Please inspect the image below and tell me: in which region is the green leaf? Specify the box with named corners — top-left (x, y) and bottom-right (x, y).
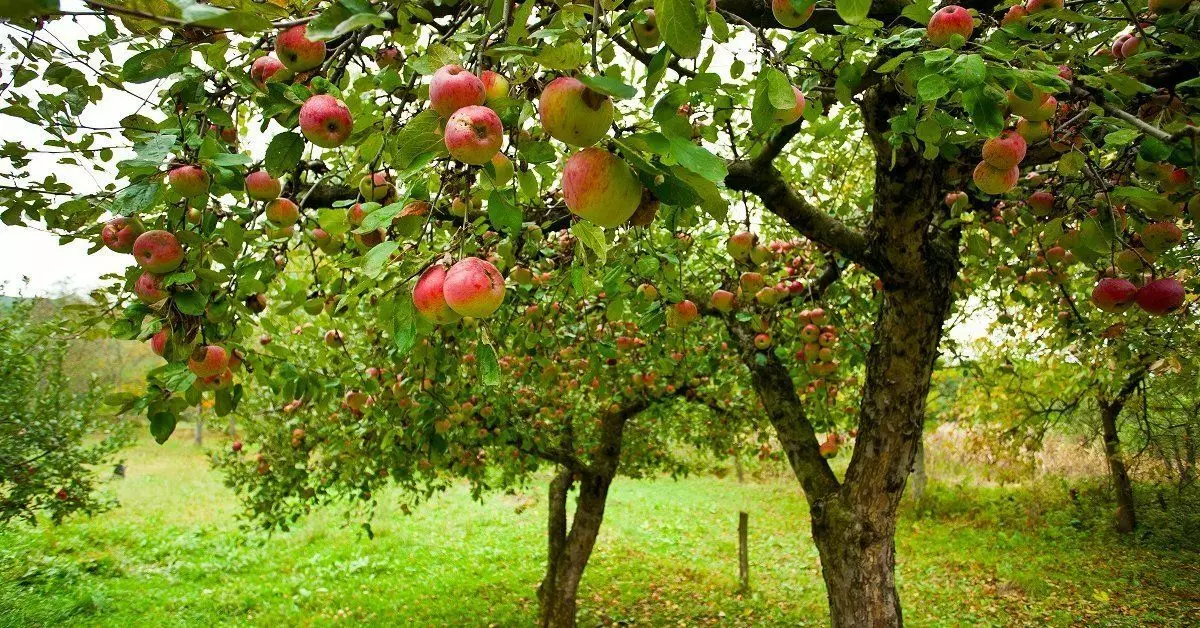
top-left (477, 342), bottom-right (500, 386)
top-left (835, 0), bottom-right (871, 25)
top-left (394, 110), bottom-right (446, 170)
top-left (487, 190), bottom-right (523, 233)
top-left (306, 2), bottom-right (384, 40)
top-left (149, 411), bottom-right (177, 444)
top-left (410, 43), bottom-right (462, 75)
top-left (950, 54), bottom-right (987, 90)
top-left (669, 137), bottom-right (727, 182)
top-left (318, 207), bottom-right (351, 237)
top-left (571, 221), bottom-right (609, 264)
top-left (111, 182), bottom-right (161, 216)
top-left (576, 75), bottom-right (637, 100)
top-left (173, 290), bottom-right (207, 316)
top-left (0, 0), bottom-right (57, 19)
top-left (122, 48), bottom-right (184, 83)
top-left (916, 74), bottom-right (950, 101)
top-left (392, 294), bottom-right (418, 354)
top-left (655, 0), bottom-right (703, 59)
top-left (171, 0), bottom-right (272, 32)
top-left (962, 86), bottom-right (1005, 137)
top-left (265, 132), bottom-right (305, 177)
top-left (363, 241), bottom-right (399, 278)
top-left (761, 67), bottom-right (795, 110)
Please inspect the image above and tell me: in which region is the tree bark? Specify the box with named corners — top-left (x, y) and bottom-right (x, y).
top-left (908, 434), bottom-right (926, 503)
top-left (1099, 367), bottom-right (1146, 534)
top-left (537, 471), bottom-right (614, 628)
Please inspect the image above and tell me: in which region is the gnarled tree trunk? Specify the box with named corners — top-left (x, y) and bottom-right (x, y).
top-left (1099, 367), bottom-right (1147, 534)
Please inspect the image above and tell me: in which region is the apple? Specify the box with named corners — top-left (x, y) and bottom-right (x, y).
top-left (250, 55), bottom-right (286, 87)
top-left (562, 147), bottom-right (643, 228)
top-left (359, 171), bottom-right (394, 202)
top-left (195, 369), bottom-right (233, 392)
top-left (754, 333), bottom-right (772, 350)
top-left (188, 345), bottom-right (229, 378)
top-left (926, 5), bottom-right (973, 46)
top-left (1024, 0), bottom-right (1064, 11)
top-left (324, 329), bottom-right (345, 346)
top-left (1112, 33), bottom-right (1142, 60)
top-left (636, 283), bottom-right (659, 300)
top-left (486, 152), bottom-right (514, 185)
top-left (101, 216), bottom-right (143, 253)
top-left (275, 25), bottom-right (325, 72)
top-left (480, 70), bottom-right (510, 103)
top-left (1115, 248), bottom-right (1154, 274)
top-left (1007, 89), bottom-right (1056, 122)
top-left (376, 46), bottom-right (400, 69)
top-left (265, 198), bottom-right (300, 226)
top-left (1001, 5), bottom-right (1028, 25)
top-left (740, 271), bottom-right (765, 293)
top-left (981, 130), bottom-right (1027, 169)
top-left (169, 165), bottom-right (209, 198)
top-left (134, 271), bottom-right (168, 303)
top-left (132, 230), bottom-right (184, 274)
top-left (727, 231), bottom-right (756, 261)
top-left (1091, 277), bottom-right (1138, 312)
top-left (413, 264), bottom-right (463, 324)
top-left (1149, 0), bottom-right (1189, 11)
top-left (444, 105), bottom-right (504, 165)
top-left (245, 170), bottom-right (282, 201)
top-left (299, 94), bottom-right (353, 148)
top-left (231, 441), bottom-right (243, 452)
top-left (1028, 190), bottom-right (1054, 216)
top-left (773, 85), bottom-right (806, 126)
top-left (443, 257), bottom-right (506, 318)
top-left (756, 287), bottom-right (782, 306)
top-left (1135, 278), bottom-right (1185, 315)
top-left (710, 289), bottom-right (736, 312)
top-left (1141, 221), bottom-right (1182, 253)
top-left (1015, 118), bottom-right (1052, 142)
top-left (150, 328), bottom-right (170, 356)
top-left (973, 162), bottom-right (1019, 195)
top-left (772, 0), bottom-right (815, 27)
top-left (429, 64), bottom-right (486, 118)
top-left (632, 9), bottom-right (661, 48)
top-left (670, 300), bottom-right (699, 327)
top-left (539, 76), bottom-right (613, 147)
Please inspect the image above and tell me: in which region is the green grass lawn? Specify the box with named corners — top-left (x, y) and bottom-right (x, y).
top-left (2, 429), bottom-right (1198, 627)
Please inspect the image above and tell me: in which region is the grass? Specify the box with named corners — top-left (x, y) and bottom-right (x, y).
top-left (2, 428), bottom-right (1198, 627)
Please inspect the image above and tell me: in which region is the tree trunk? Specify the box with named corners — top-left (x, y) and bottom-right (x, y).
top-left (1100, 400), bottom-right (1137, 534)
top-left (194, 413), bottom-right (203, 446)
top-left (1099, 367), bottom-right (1147, 534)
top-left (908, 434), bottom-right (926, 503)
top-left (811, 507), bottom-right (903, 628)
top-left (538, 470), bottom-right (613, 628)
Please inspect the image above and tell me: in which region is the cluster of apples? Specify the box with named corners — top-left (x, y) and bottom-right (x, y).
top-left (253, 25), bottom-right (355, 149)
top-left (427, 64), bottom-right (509, 165)
top-left (412, 258), bottom-right (506, 324)
top-left (713, 231), bottom-right (817, 317)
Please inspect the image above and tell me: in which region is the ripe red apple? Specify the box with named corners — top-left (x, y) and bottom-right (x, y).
top-left (188, 345), bottom-right (229, 378)
top-left (265, 198), bottom-right (300, 226)
top-left (275, 25), bottom-right (325, 72)
top-left (324, 329), bottom-right (344, 346)
top-left (299, 94), bottom-right (353, 148)
top-left (632, 9), bottom-right (661, 47)
top-left (710, 289), bottom-right (736, 312)
top-left (250, 55), bottom-right (286, 88)
top-left (772, 0), bottom-right (815, 27)
top-left (1091, 277), bottom-right (1138, 312)
top-left (926, 5), bottom-right (973, 46)
top-left (1112, 33), bottom-right (1142, 60)
top-left (726, 231), bottom-right (756, 261)
top-left (358, 171), bottom-right (394, 202)
top-left (562, 147), bottom-right (643, 228)
top-left (443, 257), bottom-right (506, 318)
top-left (480, 70), bottom-right (510, 103)
top-left (149, 327), bottom-right (170, 356)
top-left (1028, 190), bottom-right (1054, 216)
top-left (168, 165), bottom-right (209, 198)
top-left (132, 230), bottom-right (184, 274)
top-left (981, 130), bottom-right (1027, 169)
top-left (134, 271), bottom-right (168, 303)
top-left (671, 300), bottom-right (699, 327)
top-left (754, 333), bottom-right (772, 349)
top-left (444, 105), bottom-right (504, 165)
top-left (1135, 278), bottom-right (1185, 315)
top-left (774, 85), bottom-right (806, 126)
top-left (376, 46), bottom-right (400, 69)
top-left (232, 441), bottom-right (243, 452)
top-left (101, 216), bottom-right (143, 253)
top-left (429, 64), bottom-right (486, 118)
top-left (245, 170), bottom-right (282, 201)
top-left (539, 76), bottom-right (613, 147)
top-left (1001, 4), bottom-right (1028, 25)
top-left (944, 191), bottom-right (967, 208)
top-left (1141, 221), bottom-right (1182, 253)
top-left (413, 264), bottom-right (463, 324)
top-left (1024, 0), bottom-right (1064, 11)
top-left (973, 162), bottom-right (1019, 195)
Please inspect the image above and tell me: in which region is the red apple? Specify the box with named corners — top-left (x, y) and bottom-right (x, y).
top-left (1135, 278), bottom-right (1185, 315)
top-left (265, 198), bottom-right (300, 226)
top-left (150, 327), bottom-right (170, 356)
top-left (1028, 190), bottom-right (1054, 216)
top-left (169, 165), bottom-right (209, 198)
top-left (927, 5), bottom-right (973, 46)
top-left (443, 257), bottom-right (506, 318)
top-left (250, 55), bottom-right (286, 87)
top-left (1001, 5), bottom-right (1028, 25)
top-left (981, 130), bottom-right (1027, 169)
top-left (754, 333), bottom-right (772, 349)
top-left (245, 170), bottom-right (282, 201)
top-left (444, 105), bottom-right (504, 165)
top-left (101, 216), bottom-right (143, 253)
top-left (188, 345), bottom-right (229, 378)
top-left (299, 94), bottom-right (353, 148)
top-left (973, 161), bottom-right (1019, 195)
top-left (275, 25), bottom-right (325, 72)
top-left (710, 289), bottom-right (736, 312)
top-left (562, 147), bottom-right (643, 228)
top-left (134, 271), bottom-right (168, 303)
top-left (480, 70), bottom-right (510, 103)
top-left (772, 0), bottom-right (815, 27)
top-left (376, 46), bottom-right (400, 69)
top-left (1091, 277), bottom-right (1138, 312)
top-left (429, 64), bottom-right (486, 118)
top-left (413, 264), bottom-right (462, 324)
top-left (774, 85), bottom-right (806, 126)
top-left (132, 230), bottom-right (184, 274)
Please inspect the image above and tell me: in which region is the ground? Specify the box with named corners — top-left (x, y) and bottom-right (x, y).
top-left (1, 428), bottom-right (1198, 627)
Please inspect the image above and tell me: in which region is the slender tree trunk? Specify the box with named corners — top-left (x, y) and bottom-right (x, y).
top-left (194, 412), bottom-right (203, 446)
top-left (538, 471), bottom-right (613, 628)
top-left (1099, 367), bottom-right (1147, 534)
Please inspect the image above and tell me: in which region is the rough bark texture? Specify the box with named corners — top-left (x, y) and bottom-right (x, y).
top-left (1099, 367), bottom-right (1147, 534)
top-left (908, 435), bottom-right (927, 503)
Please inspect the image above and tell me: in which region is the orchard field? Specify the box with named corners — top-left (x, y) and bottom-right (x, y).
top-left (2, 426), bottom-right (1198, 627)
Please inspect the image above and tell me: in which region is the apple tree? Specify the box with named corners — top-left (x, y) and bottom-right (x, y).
top-left (3, 0), bottom-right (1200, 625)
